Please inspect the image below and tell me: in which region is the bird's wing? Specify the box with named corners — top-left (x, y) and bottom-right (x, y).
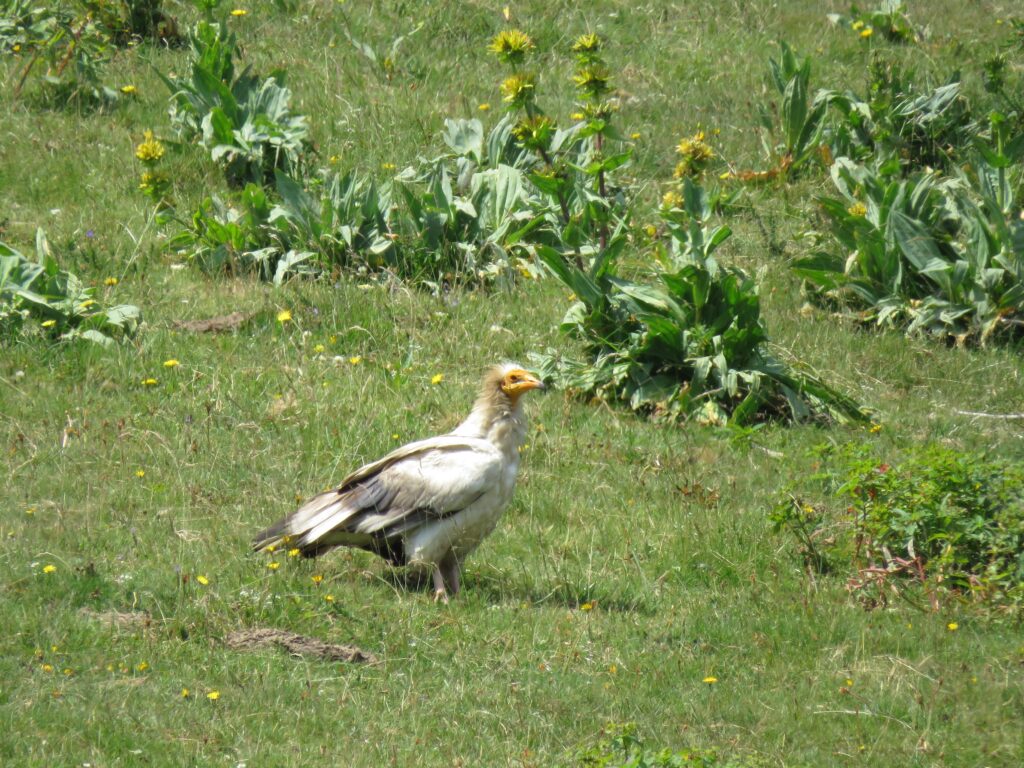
top-left (253, 435), bottom-right (505, 552)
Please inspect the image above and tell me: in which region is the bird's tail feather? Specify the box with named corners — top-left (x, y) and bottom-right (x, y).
top-left (252, 489), bottom-right (359, 554)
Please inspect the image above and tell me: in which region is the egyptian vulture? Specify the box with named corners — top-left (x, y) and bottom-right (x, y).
top-left (253, 363), bottom-right (545, 601)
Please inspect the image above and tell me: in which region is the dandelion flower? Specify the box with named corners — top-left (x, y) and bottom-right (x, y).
top-left (206, 690), bottom-right (220, 700)
top-left (630, 132), bottom-right (641, 140)
top-left (288, 548), bottom-right (300, 558)
top-left (120, 85), bottom-right (137, 95)
top-left (104, 276), bottom-right (119, 286)
top-left (851, 20), bottom-right (865, 31)
top-left (392, 433), bottom-right (400, 440)
top-left (311, 574), bottom-right (323, 585)
top-left (267, 562), bottom-right (280, 570)
top-left (41, 319), bottom-right (57, 328)
top-left (276, 309), bottom-right (292, 323)
top-left (478, 103), bottom-right (491, 111)
top-left (580, 602), bottom-right (593, 612)
top-left (136, 661), bottom-right (149, 672)
top-left (869, 422), bottom-right (882, 433)
top-left (196, 575), bottom-right (209, 586)
top-left (181, 687), bottom-right (190, 698)
top-left (313, 344), bottom-right (325, 354)
top-left (947, 622), bottom-right (958, 631)
top-left (43, 564), bottom-right (57, 574)
top-left (431, 373), bottom-right (444, 385)
top-left (135, 469), bottom-right (145, 478)
top-left (703, 676), bottom-right (718, 684)
top-left (381, 162), bottom-right (396, 171)
top-left (142, 378), bottom-right (158, 387)
top-left (163, 359), bottom-right (180, 368)
top-left (570, 112), bottom-right (585, 121)
top-left (42, 664), bottom-right (54, 673)
top-left (230, 8), bottom-right (247, 16)
top-left (349, 356), bottom-right (363, 365)
top-left (325, 594), bottom-right (335, 602)
top-left (860, 27), bottom-right (874, 38)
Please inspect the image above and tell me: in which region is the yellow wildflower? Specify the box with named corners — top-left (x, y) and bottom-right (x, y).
top-left (702, 676), bottom-right (718, 684)
top-left (135, 469), bottom-right (145, 478)
top-left (196, 575), bottom-right (209, 586)
top-left (851, 20), bottom-right (865, 30)
top-left (311, 574), bottom-right (323, 585)
top-left (500, 73), bottom-right (536, 105)
top-left (489, 29), bottom-right (534, 64)
top-left (847, 202), bottom-right (868, 217)
top-left (869, 423), bottom-right (882, 433)
top-left (644, 224), bottom-right (657, 238)
top-left (662, 190), bottom-right (683, 209)
top-left (79, 299), bottom-right (96, 309)
top-left (104, 276), bottom-right (119, 286)
top-left (207, 690), bottom-right (220, 700)
top-left (570, 112), bottom-right (585, 121)
top-left (571, 33), bottom-right (602, 55)
top-left (313, 343), bottom-right (325, 354)
top-left (120, 85), bottom-right (137, 95)
top-left (41, 319), bottom-right (57, 328)
top-left (325, 594), bottom-right (335, 602)
top-left (43, 564), bottom-right (57, 574)
top-left (136, 661), bottom-right (149, 672)
top-left (142, 378), bottom-right (158, 387)
top-left (276, 309), bottom-right (292, 323)
top-left (478, 103), bottom-right (491, 111)
top-left (349, 356), bottom-right (362, 365)
top-left (267, 562), bottom-right (280, 570)
top-left (431, 373), bottom-right (444, 385)
top-left (42, 664), bottom-right (54, 673)
top-left (630, 132), bottom-right (641, 140)
top-left (288, 548), bottom-right (300, 558)
top-left (163, 359), bottom-right (180, 368)
top-left (860, 27), bottom-right (874, 38)
top-left (230, 8), bottom-right (247, 16)
top-left (181, 687), bottom-right (190, 698)
top-left (580, 602), bottom-right (593, 612)
top-left (947, 622), bottom-right (958, 631)
top-left (135, 130), bottom-right (165, 163)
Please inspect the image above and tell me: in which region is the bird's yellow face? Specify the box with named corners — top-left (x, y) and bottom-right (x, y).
top-left (500, 368), bottom-right (545, 400)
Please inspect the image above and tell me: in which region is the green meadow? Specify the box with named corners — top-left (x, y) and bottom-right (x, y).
top-left (1, 1), bottom-right (1022, 765)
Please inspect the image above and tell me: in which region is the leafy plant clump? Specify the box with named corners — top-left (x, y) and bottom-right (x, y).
top-left (570, 723), bottom-right (766, 768)
top-left (772, 443), bottom-right (1024, 612)
top-left (536, 179), bottom-right (869, 426)
top-left (795, 149), bottom-right (1024, 345)
top-left (1, 230), bottom-right (141, 346)
top-left (168, 121), bottom-right (542, 288)
top-left (158, 15), bottom-right (309, 185)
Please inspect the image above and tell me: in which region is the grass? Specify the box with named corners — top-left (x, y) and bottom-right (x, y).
top-left (2, 1), bottom-right (1023, 765)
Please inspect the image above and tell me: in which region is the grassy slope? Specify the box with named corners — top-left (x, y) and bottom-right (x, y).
top-left (2, 1), bottom-right (1023, 765)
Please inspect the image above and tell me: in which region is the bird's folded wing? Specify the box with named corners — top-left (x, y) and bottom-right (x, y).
top-left (298, 437), bottom-right (505, 544)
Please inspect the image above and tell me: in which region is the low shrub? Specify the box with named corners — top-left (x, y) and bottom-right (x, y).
top-left (771, 443), bottom-right (1024, 612)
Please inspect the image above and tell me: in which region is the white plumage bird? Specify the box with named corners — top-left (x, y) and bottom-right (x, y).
top-left (253, 363), bottom-right (545, 601)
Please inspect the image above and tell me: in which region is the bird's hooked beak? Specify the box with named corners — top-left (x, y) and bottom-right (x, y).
top-left (500, 368), bottom-right (546, 400)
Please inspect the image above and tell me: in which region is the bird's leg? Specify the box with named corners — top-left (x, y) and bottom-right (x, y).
top-left (441, 552), bottom-right (461, 597)
top-left (431, 566), bottom-right (449, 604)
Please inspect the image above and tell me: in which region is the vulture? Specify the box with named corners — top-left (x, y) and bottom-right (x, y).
top-left (253, 363), bottom-right (545, 601)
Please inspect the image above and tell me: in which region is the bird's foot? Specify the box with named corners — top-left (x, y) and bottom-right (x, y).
top-left (431, 567), bottom-right (449, 604)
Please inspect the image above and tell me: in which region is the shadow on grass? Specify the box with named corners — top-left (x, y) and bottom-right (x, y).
top-left (377, 566), bottom-right (658, 615)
